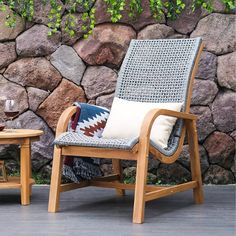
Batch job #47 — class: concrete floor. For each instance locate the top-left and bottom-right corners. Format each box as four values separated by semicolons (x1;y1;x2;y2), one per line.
0;185;235;236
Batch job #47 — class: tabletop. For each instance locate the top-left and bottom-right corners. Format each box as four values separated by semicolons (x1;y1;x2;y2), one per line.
0;129;43;139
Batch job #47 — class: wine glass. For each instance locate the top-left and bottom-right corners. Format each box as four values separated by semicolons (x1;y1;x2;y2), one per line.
4;99;19;132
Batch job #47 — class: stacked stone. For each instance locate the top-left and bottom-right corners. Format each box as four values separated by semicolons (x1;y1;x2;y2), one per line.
0;0;235;184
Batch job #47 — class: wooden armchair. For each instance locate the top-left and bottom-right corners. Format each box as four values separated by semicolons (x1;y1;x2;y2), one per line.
48;38;204;224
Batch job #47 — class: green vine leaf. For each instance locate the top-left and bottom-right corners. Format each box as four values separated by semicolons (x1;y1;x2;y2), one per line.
129;0;143;18
104;0;126;23
149;0;165;20
0;0;235;38
164;0;186;20
192;0;214;12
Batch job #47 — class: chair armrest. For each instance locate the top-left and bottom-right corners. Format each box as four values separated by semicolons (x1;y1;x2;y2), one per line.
55;106;77;137
139;109;197;144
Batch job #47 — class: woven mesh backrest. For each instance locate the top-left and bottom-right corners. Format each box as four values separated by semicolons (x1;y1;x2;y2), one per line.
115;38;201;110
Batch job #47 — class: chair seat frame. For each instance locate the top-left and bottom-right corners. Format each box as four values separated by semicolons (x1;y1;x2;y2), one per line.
48;42;204;224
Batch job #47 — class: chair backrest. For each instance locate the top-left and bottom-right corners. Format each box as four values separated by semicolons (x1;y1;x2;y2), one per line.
115;38;202;112
114;38;202;157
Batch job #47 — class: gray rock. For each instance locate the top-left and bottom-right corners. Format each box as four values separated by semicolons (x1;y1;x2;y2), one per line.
204;165;235;184
178;144;209;174
50;45;86;85
196;51;217;81
96;93;114;110
123;166;136;179
231;164;236;179
167;34;189;39
27;87;50;112
212;0;231;13
5;158;20;174
0;145;19;161
0;42;17;69
201;0;235;16
137;24;175;40
156;162;191;184
100;159;112;165
81;66;117;99
8;111;55;171
147;172;158;184
0;75;28;118
213;0;235;13
167;0;202;34
190;106;216;142
191;79;218;105
0;5;25;42
123;167;157;184
148;155;161;172
33;0;64;25
16;24;61;57
217;51;236;91
121;155;160;173
4;57;62;91
230;130;236;142
212;91;236;132
39;164;52;181
204;132;235;169
121;160;136;169
25;21;34;30
100;164;113;176
0;68;6;74
191;13;236;55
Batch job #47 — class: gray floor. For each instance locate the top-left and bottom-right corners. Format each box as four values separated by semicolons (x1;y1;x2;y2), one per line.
0;185;235;236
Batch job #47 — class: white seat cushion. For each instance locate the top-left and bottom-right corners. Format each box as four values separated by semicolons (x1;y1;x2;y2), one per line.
102;97;182;149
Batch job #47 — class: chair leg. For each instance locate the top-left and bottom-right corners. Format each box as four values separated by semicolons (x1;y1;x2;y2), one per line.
133;149;149;224
187;120;204;204
48;147;63;212
112;159;125;196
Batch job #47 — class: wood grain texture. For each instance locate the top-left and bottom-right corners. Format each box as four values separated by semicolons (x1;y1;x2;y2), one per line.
0;129;43;139
48;147;63;212
0;130;43;205
20;138;30;205
112;159;125;196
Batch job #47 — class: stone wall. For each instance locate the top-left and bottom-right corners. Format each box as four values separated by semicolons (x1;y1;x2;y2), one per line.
0;0;235;184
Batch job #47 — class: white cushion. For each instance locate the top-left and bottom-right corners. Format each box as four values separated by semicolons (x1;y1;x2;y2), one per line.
102;97;183;148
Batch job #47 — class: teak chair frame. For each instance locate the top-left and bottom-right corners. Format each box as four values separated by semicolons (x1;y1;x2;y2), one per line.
48;43;204;224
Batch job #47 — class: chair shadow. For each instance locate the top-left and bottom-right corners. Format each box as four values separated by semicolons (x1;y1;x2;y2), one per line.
59;191;197;222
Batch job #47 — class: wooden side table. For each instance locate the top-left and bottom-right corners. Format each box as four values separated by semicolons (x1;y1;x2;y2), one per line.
0;129;43;205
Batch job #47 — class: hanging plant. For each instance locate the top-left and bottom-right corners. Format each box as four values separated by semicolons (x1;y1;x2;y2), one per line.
129;0;143;18
192;0;214;12
149;0;165;20
164;0;186;20
63;0;96;38
0;0;235;38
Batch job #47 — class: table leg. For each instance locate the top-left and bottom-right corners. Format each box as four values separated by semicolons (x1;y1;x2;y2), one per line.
20;138;30;205
28;143;32;196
